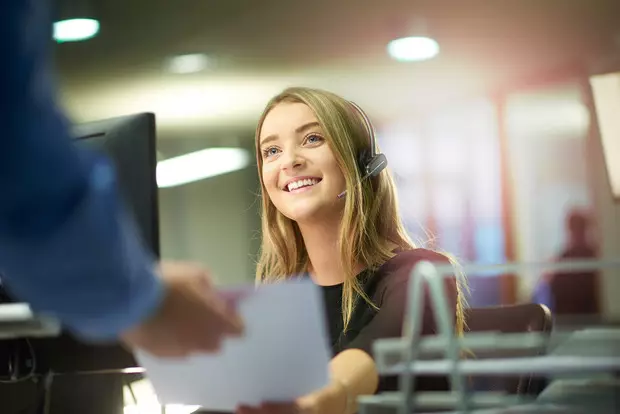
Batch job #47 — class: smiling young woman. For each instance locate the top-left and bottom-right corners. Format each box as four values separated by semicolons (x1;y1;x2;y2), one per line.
245;87;466;414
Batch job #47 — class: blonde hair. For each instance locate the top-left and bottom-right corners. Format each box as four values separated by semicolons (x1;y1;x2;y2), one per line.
254;86;465;335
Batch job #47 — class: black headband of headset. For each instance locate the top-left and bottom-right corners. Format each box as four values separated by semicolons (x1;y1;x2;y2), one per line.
348;101;377;159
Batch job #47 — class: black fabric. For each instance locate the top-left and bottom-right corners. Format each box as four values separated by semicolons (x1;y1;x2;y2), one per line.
319;248;458;393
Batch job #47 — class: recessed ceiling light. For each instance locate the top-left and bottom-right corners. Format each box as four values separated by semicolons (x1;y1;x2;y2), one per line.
387;36;440;62
53;18;100;43
167;54;211;74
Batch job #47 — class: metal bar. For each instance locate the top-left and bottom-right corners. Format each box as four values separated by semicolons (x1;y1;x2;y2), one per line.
381;356;620;376
429;259;620;279
374;331;550;357
358;391;533;410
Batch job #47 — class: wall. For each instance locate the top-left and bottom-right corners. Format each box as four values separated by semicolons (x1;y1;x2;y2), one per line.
157;165;261;286
378;100;508;307
503;83;592;298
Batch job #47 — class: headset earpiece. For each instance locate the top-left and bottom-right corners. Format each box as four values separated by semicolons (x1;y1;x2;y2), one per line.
364;152;387;178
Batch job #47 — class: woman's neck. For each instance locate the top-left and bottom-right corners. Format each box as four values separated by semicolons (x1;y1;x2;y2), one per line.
299;221;341;285
299;221;363;286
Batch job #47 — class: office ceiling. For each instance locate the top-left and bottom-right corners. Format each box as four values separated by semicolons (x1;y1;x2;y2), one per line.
55;0;620;141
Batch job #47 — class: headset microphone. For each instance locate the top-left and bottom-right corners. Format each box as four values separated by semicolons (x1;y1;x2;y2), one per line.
337;101;388;199
337;156;387;198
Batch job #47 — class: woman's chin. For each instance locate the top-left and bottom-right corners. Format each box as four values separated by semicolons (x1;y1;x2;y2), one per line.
283;208;321;223
275;193;345;224
285;206;343;225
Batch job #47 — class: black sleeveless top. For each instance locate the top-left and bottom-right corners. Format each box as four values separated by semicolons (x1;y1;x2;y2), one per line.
318;248;458;393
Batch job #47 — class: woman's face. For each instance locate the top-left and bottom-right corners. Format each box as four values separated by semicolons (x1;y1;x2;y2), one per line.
258;102;346;223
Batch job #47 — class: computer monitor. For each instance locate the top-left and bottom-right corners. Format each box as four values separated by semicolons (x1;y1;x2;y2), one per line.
73;112;161;255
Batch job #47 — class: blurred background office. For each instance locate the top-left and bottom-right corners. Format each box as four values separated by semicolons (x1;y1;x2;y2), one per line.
5;0;620;412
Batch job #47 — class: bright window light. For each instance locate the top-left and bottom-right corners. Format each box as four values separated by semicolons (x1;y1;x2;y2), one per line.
167;54;211;74
157;147;251;188
123;379;200;414
124;404;200;414
53;18;100;43
387;36;440;62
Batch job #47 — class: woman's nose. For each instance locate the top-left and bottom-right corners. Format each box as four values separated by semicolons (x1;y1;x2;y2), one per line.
280;149;304;171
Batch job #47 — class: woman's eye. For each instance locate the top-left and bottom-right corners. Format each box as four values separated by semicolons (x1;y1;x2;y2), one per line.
262;147;280;158
305;134;324;144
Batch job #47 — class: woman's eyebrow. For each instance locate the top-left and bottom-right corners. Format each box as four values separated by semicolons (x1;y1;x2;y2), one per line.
295;121;320;134
259;121;321;147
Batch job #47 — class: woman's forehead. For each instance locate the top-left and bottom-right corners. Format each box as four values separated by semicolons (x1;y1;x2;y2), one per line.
260;102;319;138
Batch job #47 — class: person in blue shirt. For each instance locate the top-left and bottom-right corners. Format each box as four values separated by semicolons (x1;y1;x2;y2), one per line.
0;0;243;357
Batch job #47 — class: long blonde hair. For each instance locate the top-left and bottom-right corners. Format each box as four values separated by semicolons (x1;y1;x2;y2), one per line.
254;87;465;335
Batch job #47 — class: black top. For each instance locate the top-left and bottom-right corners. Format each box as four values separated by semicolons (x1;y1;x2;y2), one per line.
319;248;458;393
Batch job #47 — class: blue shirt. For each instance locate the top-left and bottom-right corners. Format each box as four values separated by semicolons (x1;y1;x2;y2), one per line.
0;0;164;340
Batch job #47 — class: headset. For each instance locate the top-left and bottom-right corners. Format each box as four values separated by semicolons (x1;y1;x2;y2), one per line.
337;101;388;199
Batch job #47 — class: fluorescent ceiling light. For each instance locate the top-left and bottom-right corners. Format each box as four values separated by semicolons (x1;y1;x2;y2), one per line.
387;36;440;62
53;18;100;43
167;54;211;74
157;147;251;188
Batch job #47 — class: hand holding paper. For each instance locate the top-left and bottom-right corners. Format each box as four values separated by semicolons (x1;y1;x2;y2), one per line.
135;279;332;412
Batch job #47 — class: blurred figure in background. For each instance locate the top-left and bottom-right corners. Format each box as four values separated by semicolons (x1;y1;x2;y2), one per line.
534;208;600;319
558;208;598;260
549;208;600;317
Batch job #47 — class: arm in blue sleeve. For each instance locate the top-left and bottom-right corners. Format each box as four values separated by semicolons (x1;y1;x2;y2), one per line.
0;0;165;340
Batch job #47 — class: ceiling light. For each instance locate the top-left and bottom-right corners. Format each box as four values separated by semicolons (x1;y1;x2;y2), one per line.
387;36;440;62
157;147;251;188
53;18;100;43
167;54;211;74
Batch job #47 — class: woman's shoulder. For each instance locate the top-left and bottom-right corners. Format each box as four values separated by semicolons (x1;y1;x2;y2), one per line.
383;248;451;270
373;248;453;288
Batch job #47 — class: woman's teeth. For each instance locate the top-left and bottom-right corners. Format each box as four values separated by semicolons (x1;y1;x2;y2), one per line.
287;178;319;191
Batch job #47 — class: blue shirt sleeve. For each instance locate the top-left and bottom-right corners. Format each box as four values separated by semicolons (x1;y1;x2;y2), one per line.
0;0;165;340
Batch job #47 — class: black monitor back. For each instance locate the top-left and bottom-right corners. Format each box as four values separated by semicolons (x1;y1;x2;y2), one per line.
73;112;160;257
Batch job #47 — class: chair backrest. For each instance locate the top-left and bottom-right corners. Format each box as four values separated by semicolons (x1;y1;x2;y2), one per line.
548;271;600;315
464;303;553;395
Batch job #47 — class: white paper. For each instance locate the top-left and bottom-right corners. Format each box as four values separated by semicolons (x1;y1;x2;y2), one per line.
135;279;332;412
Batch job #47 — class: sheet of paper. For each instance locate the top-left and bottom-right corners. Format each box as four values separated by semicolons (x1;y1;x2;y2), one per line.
135;279;331;412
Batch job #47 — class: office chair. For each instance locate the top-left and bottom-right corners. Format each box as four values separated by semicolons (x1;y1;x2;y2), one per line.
464;303;553;396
